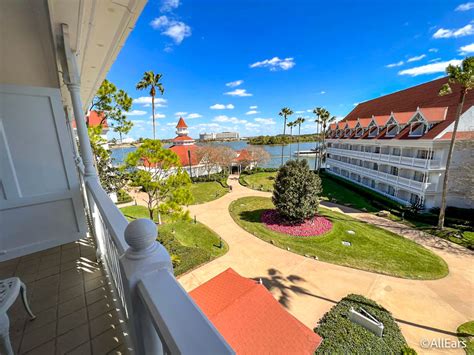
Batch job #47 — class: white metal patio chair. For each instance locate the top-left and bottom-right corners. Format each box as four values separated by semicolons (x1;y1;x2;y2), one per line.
0;278;36;355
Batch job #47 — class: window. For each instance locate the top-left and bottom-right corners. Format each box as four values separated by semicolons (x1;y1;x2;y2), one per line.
416;149;432;159
410;193;421;205
388;186;396;196
392;147;401;156
409;122;425;137
355;128;363;137
390;166;399;176
374;146;380;154
413;171;425;182
386;124;399;137
373;163;378;171
369;127;378;137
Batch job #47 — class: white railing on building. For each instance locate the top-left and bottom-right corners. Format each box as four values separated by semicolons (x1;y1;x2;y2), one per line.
327;147;441;170
84;179;234;354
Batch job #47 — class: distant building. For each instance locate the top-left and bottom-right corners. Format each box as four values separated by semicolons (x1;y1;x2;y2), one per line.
325;77;474;210
190;268;322;354
72;111;109;147
200;131;239;141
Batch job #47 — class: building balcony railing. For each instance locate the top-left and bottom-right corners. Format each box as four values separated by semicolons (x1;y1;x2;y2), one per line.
327;147;442;169
84;177;234;354
327;158;433;193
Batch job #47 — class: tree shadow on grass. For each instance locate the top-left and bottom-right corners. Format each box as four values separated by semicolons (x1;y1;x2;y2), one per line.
238;209;267;223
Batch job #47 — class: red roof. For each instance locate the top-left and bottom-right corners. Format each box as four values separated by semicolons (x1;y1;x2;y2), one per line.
169;144;201;166
189;268;322;355
372;114;390;126
176;117;188;128
234;149;252;162
71;111;108;129
357;117;372;127
342;77;474;140
392;111;415;124
439;131;474;140
172;135;194;142
419;107;448;122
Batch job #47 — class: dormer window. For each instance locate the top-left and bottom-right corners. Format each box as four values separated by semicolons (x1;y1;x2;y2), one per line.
344;129;351;137
408;113;429;137
386;124;399;137
355;128;363;137
369;127;378;137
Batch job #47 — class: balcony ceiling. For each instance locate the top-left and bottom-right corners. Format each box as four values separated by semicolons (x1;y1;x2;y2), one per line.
0;0;147;111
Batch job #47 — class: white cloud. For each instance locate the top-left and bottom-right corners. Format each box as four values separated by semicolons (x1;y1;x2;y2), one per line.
125;110;147;116
209;104;234;110
429;48;438;53
166;122;176;126
225;80;243;87
386;60;404;68
254;118;276;125
249;105;258;109
306;109;313;113
459;43;474;54
250;57;295;71
398;59;462;76
245;110;259;115
295;110;305;114
224;89;252;97
134;97;167;107
245;122;260;129
160;0;180;12
175;111;188;116
213;115;247;124
429;58;441;63
150;16;191;44
433;24;474;39
407;54;426;62
320;91;326;94
456;2;474;11
187;113;202;119
150;113;166;119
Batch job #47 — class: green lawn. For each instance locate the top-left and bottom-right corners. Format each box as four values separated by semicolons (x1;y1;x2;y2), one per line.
240;171;377;211
120;205;228;275
239;172;276;192
229;196;448;279
458;321;474;355
190;181;228;204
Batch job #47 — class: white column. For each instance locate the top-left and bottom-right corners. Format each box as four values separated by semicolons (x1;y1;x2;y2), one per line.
67;83;98;179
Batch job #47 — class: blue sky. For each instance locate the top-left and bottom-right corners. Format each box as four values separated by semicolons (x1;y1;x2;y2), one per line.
106;0;474;140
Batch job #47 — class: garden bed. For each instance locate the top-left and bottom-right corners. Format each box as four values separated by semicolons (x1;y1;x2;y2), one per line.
315;294;414;354
261;210;332;236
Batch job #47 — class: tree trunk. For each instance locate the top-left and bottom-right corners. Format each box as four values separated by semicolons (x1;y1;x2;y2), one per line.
158;211;162;225
152;94;156;140
281;116;287;166
297;125;301;160
289;127;293;158
149;208;154;221
438;89;466;229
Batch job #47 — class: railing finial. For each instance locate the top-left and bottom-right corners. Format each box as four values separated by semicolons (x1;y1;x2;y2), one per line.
124;219;158;259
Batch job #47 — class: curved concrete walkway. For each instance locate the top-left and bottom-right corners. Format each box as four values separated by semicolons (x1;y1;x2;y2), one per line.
178;175;473;354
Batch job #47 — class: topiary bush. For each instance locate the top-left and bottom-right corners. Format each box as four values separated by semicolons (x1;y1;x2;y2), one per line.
314;294;411;354
272;159;322;222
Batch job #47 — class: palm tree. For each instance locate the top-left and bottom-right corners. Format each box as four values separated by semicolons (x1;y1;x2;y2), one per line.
437;56;473;229
313;108;328;171
136;71;165;140
295;117;306;160
287;120;296;158
278;107;294;166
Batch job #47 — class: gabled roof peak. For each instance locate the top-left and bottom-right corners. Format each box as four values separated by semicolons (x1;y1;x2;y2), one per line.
176;117;188;128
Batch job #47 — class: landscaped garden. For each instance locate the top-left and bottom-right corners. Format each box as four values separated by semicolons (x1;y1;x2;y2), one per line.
120;205;228;275
190;181;228;204
315;294;415;354
229;196;447;279
239;168;474;250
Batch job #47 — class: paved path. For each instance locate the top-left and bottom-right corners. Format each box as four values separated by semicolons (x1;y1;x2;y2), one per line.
178;175;473;354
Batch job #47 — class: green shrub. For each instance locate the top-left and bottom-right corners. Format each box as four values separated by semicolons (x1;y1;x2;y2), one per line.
191;171;229;187
273;160;321;222
116;189;133;204
241;167;279;175
315;294;410;354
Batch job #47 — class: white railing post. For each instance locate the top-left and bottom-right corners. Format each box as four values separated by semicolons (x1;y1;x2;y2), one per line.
120;219;173;355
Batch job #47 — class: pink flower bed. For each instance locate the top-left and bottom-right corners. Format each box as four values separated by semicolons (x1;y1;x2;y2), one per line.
261;209;333;237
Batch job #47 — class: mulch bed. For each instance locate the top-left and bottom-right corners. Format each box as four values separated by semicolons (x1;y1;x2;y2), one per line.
261;209;333;236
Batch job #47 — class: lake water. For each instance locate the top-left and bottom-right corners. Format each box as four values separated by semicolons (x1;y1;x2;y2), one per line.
111;141;321;169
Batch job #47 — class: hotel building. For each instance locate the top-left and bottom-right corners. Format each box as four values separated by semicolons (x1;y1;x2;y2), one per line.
325;78;474;210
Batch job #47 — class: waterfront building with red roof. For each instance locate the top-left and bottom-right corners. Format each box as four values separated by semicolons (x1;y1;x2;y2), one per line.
325;77;473;209
190;268;322;354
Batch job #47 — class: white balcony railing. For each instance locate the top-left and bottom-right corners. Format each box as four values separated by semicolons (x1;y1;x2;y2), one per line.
327;158;431;193
327;147;442;170
84;177;234;354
